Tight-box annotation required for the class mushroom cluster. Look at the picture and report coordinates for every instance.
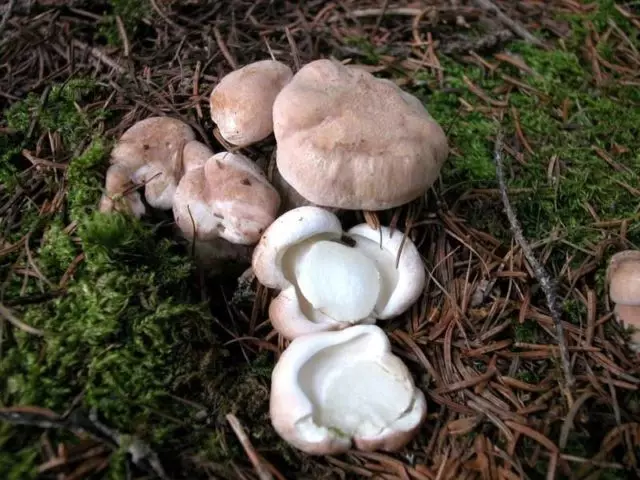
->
[98,116,282,266]
[100,56,449,456]
[607,250,640,352]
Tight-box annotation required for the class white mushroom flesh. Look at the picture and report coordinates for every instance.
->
[295,240,381,323]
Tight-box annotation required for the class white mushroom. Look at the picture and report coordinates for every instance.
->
[347,223,426,319]
[269,325,427,455]
[252,206,425,340]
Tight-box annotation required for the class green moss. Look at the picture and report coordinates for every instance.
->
[0,212,218,477]
[66,137,111,222]
[97,0,152,46]
[513,319,542,344]
[5,78,108,151]
[405,27,640,253]
[38,220,79,279]
[342,36,386,64]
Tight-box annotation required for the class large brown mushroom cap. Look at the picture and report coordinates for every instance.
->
[272,59,449,210]
[210,60,293,146]
[110,116,196,210]
[173,151,281,245]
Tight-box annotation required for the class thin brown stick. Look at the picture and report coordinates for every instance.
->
[493,130,574,388]
[0,302,45,336]
[226,413,273,480]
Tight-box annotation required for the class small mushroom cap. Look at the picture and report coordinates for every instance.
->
[173,151,281,245]
[347,223,426,319]
[607,250,640,306]
[269,325,427,455]
[273,59,449,210]
[210,60,293,146]
[110,116,196,210]
[111,116,196,170]
[98,163,146,218]
[252,206,343,289]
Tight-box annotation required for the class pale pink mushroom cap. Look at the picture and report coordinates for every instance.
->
[269,325,427,455]
[210,60,293,146]
[110,116,196,210]
[172,151,281,245]
[607,250,640,351]
[272,58,449,210]
[347,224,426,319]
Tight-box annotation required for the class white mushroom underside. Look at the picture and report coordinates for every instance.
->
[350,234,400,313]
[297,334,414,438]
[280,234,401,324]
[296,240,381,322]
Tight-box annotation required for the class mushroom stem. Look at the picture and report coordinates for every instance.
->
[98,164,146,218]
[614,304,640,352]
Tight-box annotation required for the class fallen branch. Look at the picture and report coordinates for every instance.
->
[473,0,546,48]
[493,131,575,388]
[0,406,169,480]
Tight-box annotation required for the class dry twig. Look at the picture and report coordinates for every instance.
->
[493,131,574,388]
[473,0,546,47]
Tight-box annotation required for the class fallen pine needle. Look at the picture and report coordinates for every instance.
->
[226,413,274,480]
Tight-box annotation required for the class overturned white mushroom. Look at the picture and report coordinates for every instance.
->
[252,206,425,340]
[270,325,427,455]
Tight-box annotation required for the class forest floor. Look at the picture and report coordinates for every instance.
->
[1,0,640,479]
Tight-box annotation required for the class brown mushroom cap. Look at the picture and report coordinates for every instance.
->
[272,59,449,210]
[607,250,640,306]
[110,116,196,210]
[173,151,281,245]
[210,60,293,146]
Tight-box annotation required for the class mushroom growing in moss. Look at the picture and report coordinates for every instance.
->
[106,116,197,211]
[269,325,427,455]
[210,59,293,146]
[252,206,425,340]
[607,250,640,352]
[272,59,449,210]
